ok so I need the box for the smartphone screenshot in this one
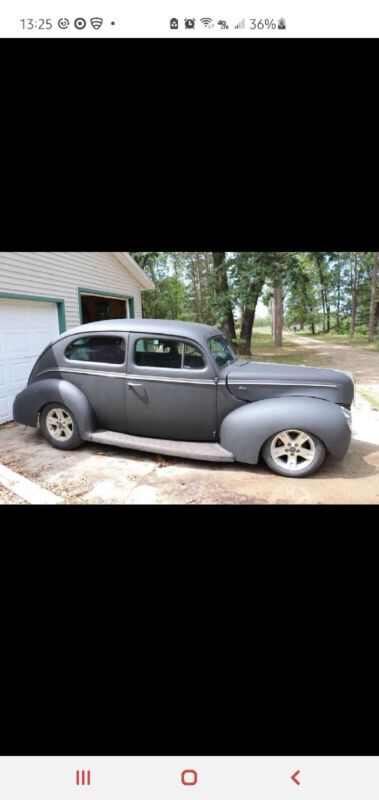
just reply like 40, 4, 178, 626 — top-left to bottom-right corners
0, 0, 376, 779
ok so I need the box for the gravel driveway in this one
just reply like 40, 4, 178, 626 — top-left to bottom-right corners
1, 336, 378, 505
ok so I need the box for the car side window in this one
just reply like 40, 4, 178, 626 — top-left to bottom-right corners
65, 336, 126, 364
134, 338, 205, 370
183, 342, 205, 369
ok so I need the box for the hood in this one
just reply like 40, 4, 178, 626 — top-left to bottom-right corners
225, 360, 354, 406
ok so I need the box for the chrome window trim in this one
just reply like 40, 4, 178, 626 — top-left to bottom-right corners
133, 336, 208, 372
64, 335, 127, 366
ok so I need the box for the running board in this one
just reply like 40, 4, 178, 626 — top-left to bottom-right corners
90, 430, 234, 462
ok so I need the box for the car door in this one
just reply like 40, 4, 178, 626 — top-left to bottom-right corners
55, 333, 129, 433
125, 334, 217, 441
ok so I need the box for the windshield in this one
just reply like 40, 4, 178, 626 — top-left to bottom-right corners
208, 335, 236, 369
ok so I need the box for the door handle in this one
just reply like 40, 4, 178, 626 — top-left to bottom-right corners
128, 382, 143, 388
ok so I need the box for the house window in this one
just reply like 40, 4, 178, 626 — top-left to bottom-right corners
81, 294, 129, 324
65, 336, 126, 364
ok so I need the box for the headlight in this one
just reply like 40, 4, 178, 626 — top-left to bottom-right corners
341, 406, 352, 430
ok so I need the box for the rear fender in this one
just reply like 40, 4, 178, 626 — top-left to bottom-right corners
220, 396, 351, 464
13, 378, 97, 439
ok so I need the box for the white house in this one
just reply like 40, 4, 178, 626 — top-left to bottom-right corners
0, 252, 155, 424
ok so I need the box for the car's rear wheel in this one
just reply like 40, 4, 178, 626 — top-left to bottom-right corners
40, 403, 83, 450
261, 428, 326, 477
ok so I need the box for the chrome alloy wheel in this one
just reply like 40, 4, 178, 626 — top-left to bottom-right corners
45, 407, 74, 441
270, 429, 316, 473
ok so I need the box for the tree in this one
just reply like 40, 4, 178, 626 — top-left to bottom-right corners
284, 255, 318, 333
349, 252, 359, 337
131, 251, 378, 341
132, 252, 191, 319
368, 252, 378, 342
266, 252, 301, 345
227, 253, 268, 355
272, 285, 283, 346
212, 252, 236, 343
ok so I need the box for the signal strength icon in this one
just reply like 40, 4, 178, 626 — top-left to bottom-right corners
235, 17, 245, 28
200, 17, 213, 27
90, 17, 103, 28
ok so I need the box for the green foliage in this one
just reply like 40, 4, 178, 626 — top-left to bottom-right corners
132, 251, 379, 344
142, 276, 191, 320
232, 336, 246, 355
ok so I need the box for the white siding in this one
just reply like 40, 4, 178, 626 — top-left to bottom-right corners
0, 252, 143, 330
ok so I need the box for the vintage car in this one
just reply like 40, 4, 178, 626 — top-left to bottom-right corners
13, 319, 354, 477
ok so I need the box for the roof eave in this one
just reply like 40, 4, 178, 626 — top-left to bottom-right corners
112, 252, 155, 291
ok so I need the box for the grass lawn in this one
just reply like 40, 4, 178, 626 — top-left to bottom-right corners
242, 327, 379, 366
357, 388, 379, 410
249, 328, 295, 349
243, 327, 322, 366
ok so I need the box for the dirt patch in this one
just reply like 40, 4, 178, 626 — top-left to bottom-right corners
286, 335, 379, 383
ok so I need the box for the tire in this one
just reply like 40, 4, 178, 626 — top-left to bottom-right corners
261, 428, 326, 478
40, 403, 83, 450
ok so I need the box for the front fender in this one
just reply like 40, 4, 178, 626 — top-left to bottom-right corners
13, 378, 97, 439
220, 397, 351, 464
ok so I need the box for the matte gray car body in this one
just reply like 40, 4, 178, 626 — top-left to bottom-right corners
13, 319, 354, 475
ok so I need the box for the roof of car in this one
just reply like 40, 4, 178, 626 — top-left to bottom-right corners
55, 319, 223, 344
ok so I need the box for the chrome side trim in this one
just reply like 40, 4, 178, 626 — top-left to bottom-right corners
228, 381, 338, 389
37, 367, 215, 386
227, 380, 338, 388
126, 374, 215, 385
38, 367, 126, 380
37, 368, 338, 390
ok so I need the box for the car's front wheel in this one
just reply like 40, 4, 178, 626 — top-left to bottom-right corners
261, 429, 326, 477
40, 403, 83, 450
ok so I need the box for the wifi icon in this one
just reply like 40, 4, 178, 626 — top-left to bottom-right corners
200, 17, 213, 27
90, 17, 103, 29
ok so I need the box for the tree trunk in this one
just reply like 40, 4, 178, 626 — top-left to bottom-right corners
336, 267, 341, 332
321, 288, 326, 332
239, 278, 265, 355
273, 285, 283, 346
239, 309, 255, 354
368, 252, 378, 343
315, 254, 328, 332
350, 253, 358, 337
326, 301, 331, 332
212, 252, 236, 343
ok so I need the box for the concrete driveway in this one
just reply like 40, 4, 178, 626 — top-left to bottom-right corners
1, 397, 379, 504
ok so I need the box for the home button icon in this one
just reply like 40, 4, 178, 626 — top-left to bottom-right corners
181, 770, 198, 786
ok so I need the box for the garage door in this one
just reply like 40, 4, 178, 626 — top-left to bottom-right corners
0, 299, 60, 424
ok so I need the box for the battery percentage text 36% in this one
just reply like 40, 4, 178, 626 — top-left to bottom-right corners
250, 18, 277, 28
